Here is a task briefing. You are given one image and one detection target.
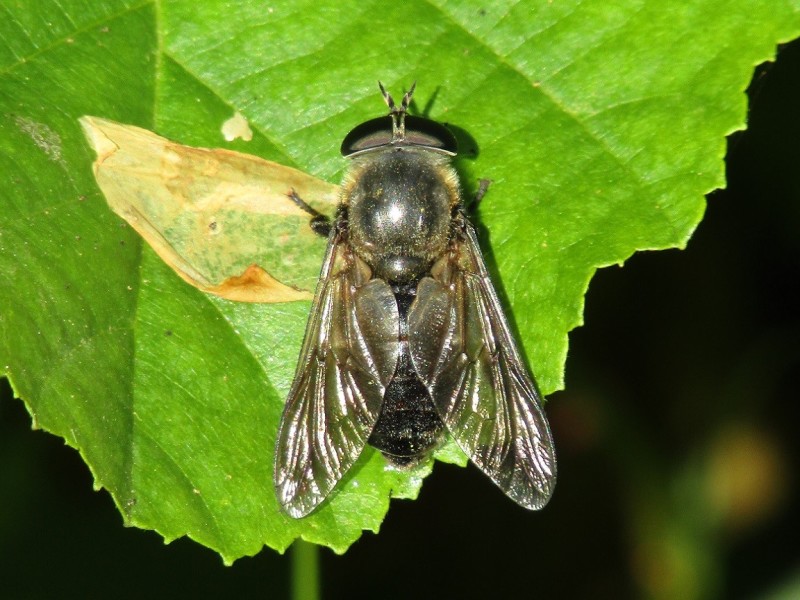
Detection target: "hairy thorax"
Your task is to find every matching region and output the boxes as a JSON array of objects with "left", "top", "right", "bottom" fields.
[{"left": 342, "top": 148, "right": 460, "bottom": 283}]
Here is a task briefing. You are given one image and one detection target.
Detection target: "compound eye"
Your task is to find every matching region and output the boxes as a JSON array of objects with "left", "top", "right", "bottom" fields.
[
  {"left": 340, "top": 116, "right": 393, "bottom": 156},
  {"left": 341, "top": 115, "right": 458, "bottom": 157},
  {"left": 403, "top": 116, "right": 458, "bottom": 155}
]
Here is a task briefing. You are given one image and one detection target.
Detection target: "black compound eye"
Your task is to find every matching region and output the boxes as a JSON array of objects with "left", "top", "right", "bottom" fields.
[
  {"left": 341, "top": 115, "right": 458, "bottom": 157},
  {"left": 340, "top": 116, "right": 394, "bottom": 156},
  {"left": 403, "top": 116, "right": 458, "bottom": 155}
]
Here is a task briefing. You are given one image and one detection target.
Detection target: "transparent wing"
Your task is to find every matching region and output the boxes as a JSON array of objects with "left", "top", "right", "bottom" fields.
[
  {"left": 408, "top": 213, "right": 556, "bottom": 509},
  {"left": 274, "top": 223, "right": 400, "bottom": 518}
]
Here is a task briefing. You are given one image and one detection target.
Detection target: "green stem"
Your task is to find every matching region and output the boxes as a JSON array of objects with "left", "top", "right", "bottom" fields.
[{"left": 290, "top": 539, "right": 320, "bottom": 600}]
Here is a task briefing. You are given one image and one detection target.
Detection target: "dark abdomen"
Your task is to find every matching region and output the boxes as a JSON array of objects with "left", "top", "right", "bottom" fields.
[{"left": 367, "top": 284, "right": 444, "bottom": 464}]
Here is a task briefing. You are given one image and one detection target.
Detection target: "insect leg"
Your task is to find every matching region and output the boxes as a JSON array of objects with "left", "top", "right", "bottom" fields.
[
  {"left": 464, "top": 178, "right": 492, "bottom": 214},
  {"left": 287, "top": 189, "right": 332, "bottom": 237}
]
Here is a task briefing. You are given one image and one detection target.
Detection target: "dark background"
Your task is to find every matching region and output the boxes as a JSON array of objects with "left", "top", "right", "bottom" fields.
[{"left": 2, "top": 40, "right": 798, "bottom": 600}]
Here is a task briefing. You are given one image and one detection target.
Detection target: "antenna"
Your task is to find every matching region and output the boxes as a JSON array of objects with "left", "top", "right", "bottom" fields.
[{"left": 378, "top": 81, "right": 416, "bottom": 143}]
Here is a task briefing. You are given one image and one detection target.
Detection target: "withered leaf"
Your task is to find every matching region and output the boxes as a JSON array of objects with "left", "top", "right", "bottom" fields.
[{"left": 80, "top": 116, "right": 339, "bottom": 302}]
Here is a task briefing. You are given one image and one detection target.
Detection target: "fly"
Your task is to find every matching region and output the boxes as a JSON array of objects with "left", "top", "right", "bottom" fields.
[{"left": 274, "top": 83, "right": 557, "bottom": 518}]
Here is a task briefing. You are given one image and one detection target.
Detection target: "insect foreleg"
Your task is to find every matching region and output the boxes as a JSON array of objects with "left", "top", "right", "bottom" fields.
[
  {"left": 287, "top": 189, "right": 332, "bottom": 237},
  {"left": 464, "top": 178, "right": 492, "bottom": 214}
]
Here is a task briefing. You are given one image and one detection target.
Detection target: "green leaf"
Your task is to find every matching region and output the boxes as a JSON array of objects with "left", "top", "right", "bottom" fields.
[{"left": 1, "top": 0, "right": 798, "bottom": 562}]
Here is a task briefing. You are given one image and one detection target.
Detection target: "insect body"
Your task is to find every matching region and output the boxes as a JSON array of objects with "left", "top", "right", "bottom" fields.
[{"left": 274, "top": 84, "right": 556, "bottom": 518}]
